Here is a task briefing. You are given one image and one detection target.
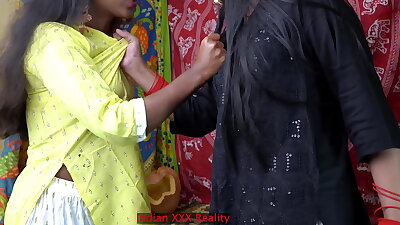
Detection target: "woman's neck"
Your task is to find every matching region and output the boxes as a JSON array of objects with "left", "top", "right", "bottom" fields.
[{"left": 86, "top": 6, "right": 114, "bottom": 35}]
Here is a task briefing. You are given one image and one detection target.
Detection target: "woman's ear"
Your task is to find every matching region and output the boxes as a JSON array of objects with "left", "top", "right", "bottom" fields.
[{"left": 83, "top": 5, "right": 92, "bottom": 24}]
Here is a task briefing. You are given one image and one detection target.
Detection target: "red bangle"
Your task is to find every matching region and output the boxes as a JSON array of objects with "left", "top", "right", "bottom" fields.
[
  {"left": 373, "top": 184, "right": 400, "bottom": 202},
  {"left": 375, "top": 206, "right": 400, "bottom": 218},
  {"left": 144, "top": 73, "right": 169, "bottom": 96},
  {"left": 372, "top": 184, "right": 400, "bottom": 224},
  {"left": 147, "top": 74, "right": 159, "bottom": 92},
  {"left": 378, "top": 218, "right": 400, "bottom": 225}
]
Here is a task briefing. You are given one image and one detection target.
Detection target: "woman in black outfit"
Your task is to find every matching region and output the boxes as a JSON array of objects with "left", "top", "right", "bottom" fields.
[{"left": 131, "top": 0, "right": 400, "bottom": 224}]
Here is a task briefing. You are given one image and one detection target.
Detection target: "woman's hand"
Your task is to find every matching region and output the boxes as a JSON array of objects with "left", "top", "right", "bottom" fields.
[
  {"left": 114, "top": 29, "right": 145, "bottom": 70},
  {"left": 113, "top": 31, "right": 226, "bottom": 133},
  {"left": 114, "top": 29, "right": 155, "bottom": 91},
  {"left": 191, "top": 33, "right": 226, "bottom": 83}
]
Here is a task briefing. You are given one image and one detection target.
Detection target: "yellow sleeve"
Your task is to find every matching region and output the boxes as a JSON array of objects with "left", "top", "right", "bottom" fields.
[{"left": 28, "top": 23, "right": 146, "bottom": 144}]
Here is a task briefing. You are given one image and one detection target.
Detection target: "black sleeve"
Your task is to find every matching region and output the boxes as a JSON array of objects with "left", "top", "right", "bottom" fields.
[
  {"left": 170, "top": 80, "right": 218, "bottom": 137},
  {"left": 304, "top": 0, "right": 400, "bottom": 162}
]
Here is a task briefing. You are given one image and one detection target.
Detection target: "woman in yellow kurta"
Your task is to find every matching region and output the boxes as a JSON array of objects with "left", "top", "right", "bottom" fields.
[
  {"left": 6, "top": 21, "right": 152, "bottom": 225},
  {"left": 0, "top": 0, "right": 226, "bottom": 224}
]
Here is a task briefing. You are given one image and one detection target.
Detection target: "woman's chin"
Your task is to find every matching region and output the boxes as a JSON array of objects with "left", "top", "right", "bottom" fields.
[{"left": 118, "top": 8, "right": 134, "bottom": 20}]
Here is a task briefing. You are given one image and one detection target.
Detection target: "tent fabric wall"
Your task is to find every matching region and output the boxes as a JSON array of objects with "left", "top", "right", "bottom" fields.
[
  {"left": 0, "top": 135, "right": 23, "bottom": 225},
  {"left": 153, "top": 0, "right": 179, "bottom": 173}
]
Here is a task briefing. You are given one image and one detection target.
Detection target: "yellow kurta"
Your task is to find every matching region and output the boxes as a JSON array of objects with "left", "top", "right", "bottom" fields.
[{"left": 5, "top": 22, "right": 151, "bottom": 225}]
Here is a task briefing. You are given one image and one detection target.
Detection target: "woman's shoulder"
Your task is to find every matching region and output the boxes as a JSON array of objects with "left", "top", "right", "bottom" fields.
[
  {"left": 31, "top": 22, "right": 89, "bottom": 49},
  {"left": 25, "top": 22, "right": 90, "bottom": 73},
  {"left": 37, "top": 22, "right": 73, "bottom": 31}
]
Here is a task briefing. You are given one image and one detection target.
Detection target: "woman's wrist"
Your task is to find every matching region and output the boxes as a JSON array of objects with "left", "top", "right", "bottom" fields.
[
  {"left": 145, "top": 74, "right": 168, "bottom": 96},
  {"left": 124, "top": 64, "right": 156, "bottom": 92},
  {"left": 188, "top": 64, "right": 209, "bottom": 87},
  {"left": 144, "top": 65, "right": 206, "bottom": 97},
  {"left": 384, "top": 208, "right": 400, "bottom": 221}
]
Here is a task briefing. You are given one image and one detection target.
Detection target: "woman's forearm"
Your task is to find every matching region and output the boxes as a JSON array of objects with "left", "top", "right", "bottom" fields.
[
  {"left": 142, "top": 66, "right": 206, "bottom": 133},
  {"left": 370, "top": 148, "right": 400, "bottom": 221},
  {"left": 124, "top": 66, "right": 156, "bottom": 92},
  {"left": 120, "top": 32, "right": 225, "bottom": 133}
]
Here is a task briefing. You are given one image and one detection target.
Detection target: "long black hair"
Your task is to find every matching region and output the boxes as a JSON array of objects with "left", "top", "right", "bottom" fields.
[
  {"left": 219, "top": 0, "right": 307, "bottom": 161},
  {"left": 220, "top": 0, "right": 372, "bottom": 172},
  {"left": 0, "top": 0, "right": 88, "bottom": 139},
  {"left": 223, "top": 0, "right": 306, "bottom": 136},
  {"left": 220, "top": 0, "right": 358, "bottom": 169}
]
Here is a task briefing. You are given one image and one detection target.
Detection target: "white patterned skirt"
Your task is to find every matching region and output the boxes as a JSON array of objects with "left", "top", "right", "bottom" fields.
[{"left": 26, "top": 178, "right": 95, "bottom": 225}]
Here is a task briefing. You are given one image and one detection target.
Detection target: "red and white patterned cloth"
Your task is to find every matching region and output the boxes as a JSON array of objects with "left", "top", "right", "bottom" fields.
[
  {"left": 347, "top": 0, "right": 400, "bottom": 224},
  {"left": 168, "top": 0, "right": 219, "bottom": 204}
]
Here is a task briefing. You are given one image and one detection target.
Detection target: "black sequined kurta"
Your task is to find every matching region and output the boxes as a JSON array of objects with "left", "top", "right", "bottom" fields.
[{"left": 171, "top": 0, "right": 400, "bottom": 224}]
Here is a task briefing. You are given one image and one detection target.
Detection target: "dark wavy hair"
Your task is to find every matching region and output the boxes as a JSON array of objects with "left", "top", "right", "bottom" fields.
[
  {"left": 219, "top": 0, "right": 308, "bottom": 165},
  {"left": 223, "top": 0, "right": 306, "bottom": 132},
  {"left": 0, "top": 0, "right": 88, "bottom": 139}
]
